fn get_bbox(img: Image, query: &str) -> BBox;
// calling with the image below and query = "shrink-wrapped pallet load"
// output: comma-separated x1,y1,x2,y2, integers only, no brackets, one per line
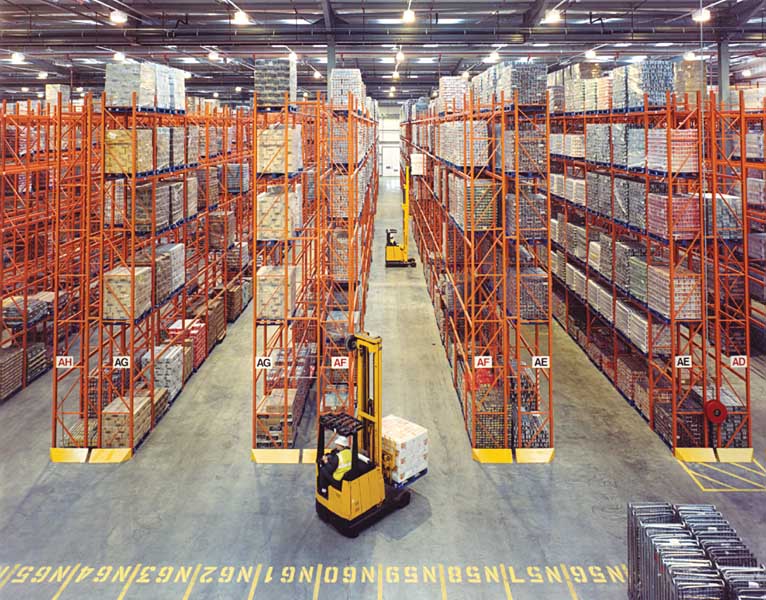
256,125,303,173
0,347,24,401
209,210,235,249
328,68,364,107
105,129,153,175
438,76,469,112
102,266,153,320
381,415,428,485
256,265,297,319
253,59,297,107
141,344,183,400
105,62,157,108
197,166,219,209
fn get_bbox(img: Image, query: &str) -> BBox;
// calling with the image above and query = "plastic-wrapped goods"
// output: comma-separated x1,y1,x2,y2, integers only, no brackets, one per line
329,120,350,163
628,256,648,303
167,181,184,225
209,210,235,249
583,79,599,112
703,192,743,240
497,62,547,104
438,76,469,112
646,129,699,173
101,392,154,448
437,120,489,167
611,61,674,109
256,125,303,173
627,179,646,230
256,265,297,319
729,86,766,110
196,166,219,209
0,347,24,401
563,134,584,158
548,85,564,113
253,58,297,106
157,243,185,294
613,177,629,223
549,133,563,155
199,125,222,157
449,175,496,230
132,183,170,233
749,233,766,260
506,267,549,320
588,240,602,272
585,123,610,163
223,162,251,194
647,192,700,240
102,266,153,320
733,131,765,160
170,127,185,167
626,128,645,169
506,191,546,238
45,84,70,108
615,239,646,291
256,187,300,240
647,263,702,320
104,129,153,174
141,345,183,400
498,124,546,173
381,415,428,484
674,60,707,101
155,64,171,110
169,68,186,111
564,79,585,112
186,176,198,218
565,176,586,206
105,62,156,108
611,123,628,166
156,127,171,171
186,125,199,164
628,310,672,354
596,77,613,110
328,68,364,107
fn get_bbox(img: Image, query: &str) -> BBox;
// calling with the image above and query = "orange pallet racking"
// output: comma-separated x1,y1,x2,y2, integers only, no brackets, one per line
52,95,254,462
549,91,751,458
403,90,554,463
1,100,57,400
252,95,322,450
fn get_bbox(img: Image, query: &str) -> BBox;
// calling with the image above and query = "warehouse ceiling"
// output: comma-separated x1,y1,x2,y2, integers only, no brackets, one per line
1,0,765,102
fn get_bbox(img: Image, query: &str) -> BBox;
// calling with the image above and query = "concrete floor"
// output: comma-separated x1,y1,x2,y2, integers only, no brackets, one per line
0,176,765,600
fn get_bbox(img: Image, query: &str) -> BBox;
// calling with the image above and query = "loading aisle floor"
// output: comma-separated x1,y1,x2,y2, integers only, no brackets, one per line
0,177,765,600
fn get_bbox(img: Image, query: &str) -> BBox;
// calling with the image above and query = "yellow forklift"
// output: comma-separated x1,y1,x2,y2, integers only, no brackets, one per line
315,333,411,537
385,166,417,268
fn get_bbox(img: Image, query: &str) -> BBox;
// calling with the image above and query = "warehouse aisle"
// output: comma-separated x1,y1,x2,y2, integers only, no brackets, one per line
0,177,766,600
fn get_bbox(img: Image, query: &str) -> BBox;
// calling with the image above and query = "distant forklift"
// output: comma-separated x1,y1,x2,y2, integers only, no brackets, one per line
385,166,416,268
315,333,411,538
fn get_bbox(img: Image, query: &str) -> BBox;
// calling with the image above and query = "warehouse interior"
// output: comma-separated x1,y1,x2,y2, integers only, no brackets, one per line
2,1,766,598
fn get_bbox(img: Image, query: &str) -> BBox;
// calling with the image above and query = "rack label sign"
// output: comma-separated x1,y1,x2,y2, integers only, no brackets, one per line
730,355,748,369
255,357,272,369
532,356,551,369
674,355,692,369
474,356,493,369
331,356,349,369
55,355,75,369
112,356,131,369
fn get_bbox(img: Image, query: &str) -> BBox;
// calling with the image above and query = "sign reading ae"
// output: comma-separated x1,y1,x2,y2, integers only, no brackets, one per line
532,356,550,369
674,355,692,369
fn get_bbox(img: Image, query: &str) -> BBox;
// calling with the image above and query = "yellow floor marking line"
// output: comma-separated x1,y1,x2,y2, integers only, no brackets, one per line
683,463,739,491
698,463,766,489
376,564,383,600
438,564,448,600
559,564,580,600
115,564,142,600
730,459,766,478
246,564,263,600
499,564,514,600
181,564,202,600
50,563,81,600
312,564,323,600
0,565,19,591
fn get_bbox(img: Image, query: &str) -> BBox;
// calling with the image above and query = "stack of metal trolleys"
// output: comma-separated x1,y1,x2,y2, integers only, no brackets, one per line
628,503,765,600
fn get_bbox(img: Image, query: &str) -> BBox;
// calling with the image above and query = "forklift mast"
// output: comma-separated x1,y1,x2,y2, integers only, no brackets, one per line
349,333,383,468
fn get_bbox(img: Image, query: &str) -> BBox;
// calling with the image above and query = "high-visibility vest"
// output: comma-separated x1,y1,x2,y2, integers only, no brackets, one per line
333,448,352,481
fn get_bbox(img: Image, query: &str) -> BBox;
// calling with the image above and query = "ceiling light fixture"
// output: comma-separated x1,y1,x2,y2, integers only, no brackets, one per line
390,85,396,92
692,7,711,23
396,49,405,63
743,68,752,77
208,49,220,61
233,10,249,25
11,52,25,64
113,51,126,61
462,70,470,79
402,8,415,24
585,49,597,59
80,92,86,97
431,90,437,98
76,86,83,92
21,86,29,92
37,71,48,80
184,72,192,79
683,50,697,61
488,50,500,62
213,91,219,98
542,8,561,24
235,86,242,92
392,70,400,80
389,91,395,97
110,9,128,24
313,70,322,79
289,50,298,62
36,92,43,98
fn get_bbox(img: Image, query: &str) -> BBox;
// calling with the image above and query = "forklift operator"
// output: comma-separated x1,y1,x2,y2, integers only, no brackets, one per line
318,437,352,495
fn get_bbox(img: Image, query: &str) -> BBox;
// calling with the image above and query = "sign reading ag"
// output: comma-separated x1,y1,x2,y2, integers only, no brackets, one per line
255,356,272,369
112,356,131,369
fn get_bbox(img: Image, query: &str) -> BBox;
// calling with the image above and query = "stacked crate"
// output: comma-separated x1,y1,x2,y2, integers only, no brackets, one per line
101,392,153,448
141,344,184,400
197,166,219,209
646,129,699,173
449,174,496,231
255,388,298,447
499,124,546,174
168,319,207,369
0,347,24,402
585,124,610,163
564,80,585,112
105,129,153,175
647,264,702,320
253,59,297,106
647,192,700,240
156,127,170,171
168,181,184,225
381,415,429,484
256,125,303,173
187,125,199,164
328,68,365,107
224,162,250,194
506,268,548,320
437,120,489,166
102,266,153,320
611,61,674,110
209,210,235,249
25,343,49,384
505,191,546,237
255,265,297,319
563,134,585,158
157,243,185,294
105,62,156,108
438,76,469,112
186,175,198,218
